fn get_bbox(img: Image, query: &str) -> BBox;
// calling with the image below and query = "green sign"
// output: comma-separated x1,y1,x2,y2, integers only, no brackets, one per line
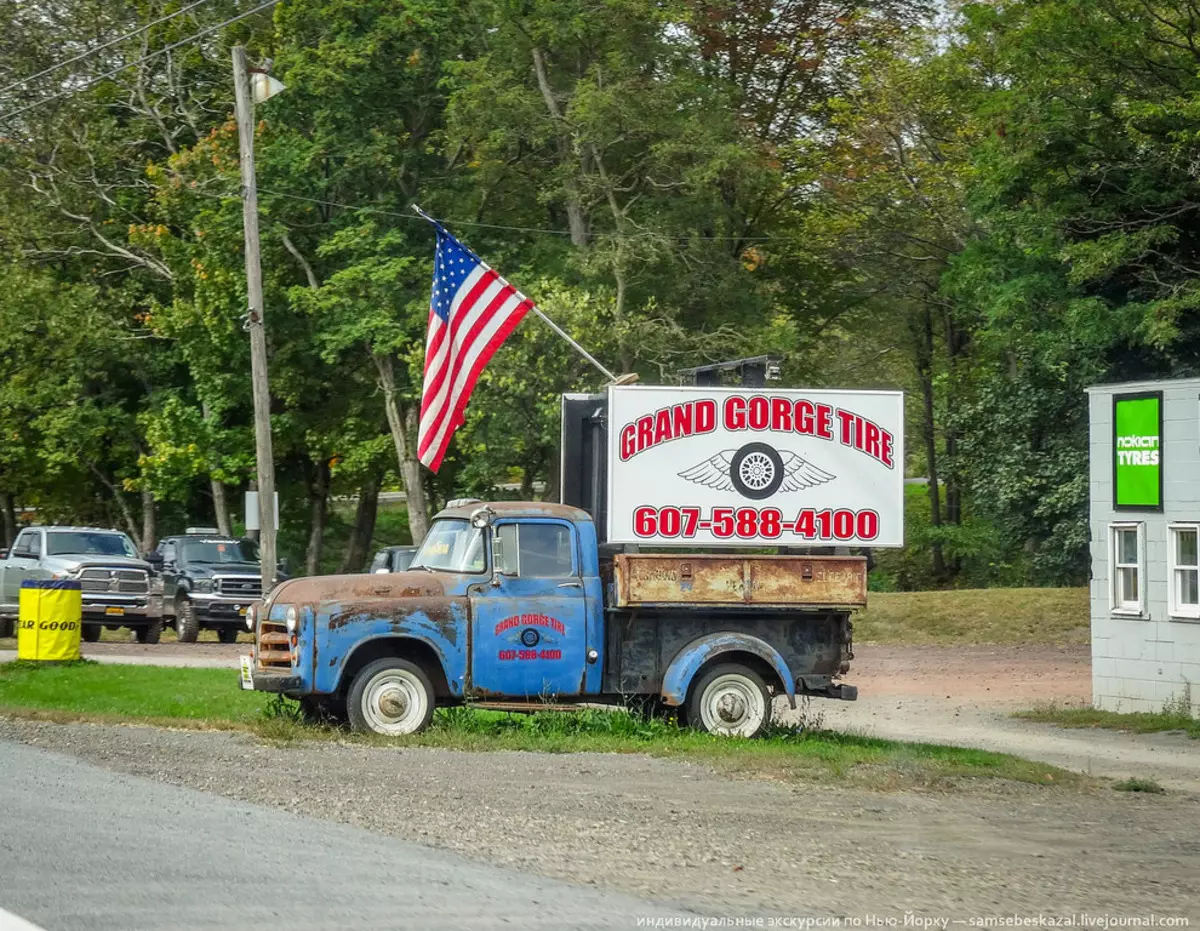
1113,393,1163,510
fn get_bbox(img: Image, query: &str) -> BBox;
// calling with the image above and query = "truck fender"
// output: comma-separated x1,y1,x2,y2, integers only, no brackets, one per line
660,632,796,710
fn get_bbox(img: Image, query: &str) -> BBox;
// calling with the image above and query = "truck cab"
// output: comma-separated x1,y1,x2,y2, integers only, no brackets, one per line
242,501,860,738
0,526,162,642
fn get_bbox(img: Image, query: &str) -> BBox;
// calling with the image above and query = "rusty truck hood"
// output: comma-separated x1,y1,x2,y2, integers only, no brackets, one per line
272,570,449,604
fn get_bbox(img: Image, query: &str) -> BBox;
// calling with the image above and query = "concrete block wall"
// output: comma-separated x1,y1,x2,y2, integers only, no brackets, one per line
1087,378,1200,716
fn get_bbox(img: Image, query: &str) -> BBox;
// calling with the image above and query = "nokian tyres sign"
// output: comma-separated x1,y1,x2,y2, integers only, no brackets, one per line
606,386,905,547
1113,392,1164,511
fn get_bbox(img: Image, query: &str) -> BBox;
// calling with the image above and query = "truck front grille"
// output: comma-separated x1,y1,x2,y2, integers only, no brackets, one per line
215,575,262,598
78,568,150,595
256,616,292,669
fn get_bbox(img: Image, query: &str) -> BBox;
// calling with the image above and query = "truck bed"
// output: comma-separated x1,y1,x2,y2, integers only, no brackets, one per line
611,554,866,608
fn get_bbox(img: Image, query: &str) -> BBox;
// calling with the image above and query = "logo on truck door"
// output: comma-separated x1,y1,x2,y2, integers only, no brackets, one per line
495,613,564,661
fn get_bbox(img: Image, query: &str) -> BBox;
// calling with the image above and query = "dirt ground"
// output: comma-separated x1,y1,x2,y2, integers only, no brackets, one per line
3,716,1198,919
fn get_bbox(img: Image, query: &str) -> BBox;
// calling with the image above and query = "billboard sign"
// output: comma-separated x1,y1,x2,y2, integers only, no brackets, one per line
1113,392,1163,511
606,386,905,546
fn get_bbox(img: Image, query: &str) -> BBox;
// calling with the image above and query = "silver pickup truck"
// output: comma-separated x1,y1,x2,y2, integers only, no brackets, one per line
0,526,163,642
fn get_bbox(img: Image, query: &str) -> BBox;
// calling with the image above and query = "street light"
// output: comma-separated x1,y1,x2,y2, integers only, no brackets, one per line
232,46,283,594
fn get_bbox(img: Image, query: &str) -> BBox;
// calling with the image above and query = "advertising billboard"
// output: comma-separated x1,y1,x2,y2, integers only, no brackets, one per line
606,386,905,547
1113,392,1163,511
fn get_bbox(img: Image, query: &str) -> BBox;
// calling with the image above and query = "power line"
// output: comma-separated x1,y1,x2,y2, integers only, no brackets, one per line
0,0,219,99
0,0,279,127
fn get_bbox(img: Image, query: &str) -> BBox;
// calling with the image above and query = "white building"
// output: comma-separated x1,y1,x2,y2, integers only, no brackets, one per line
1087,377,1200,714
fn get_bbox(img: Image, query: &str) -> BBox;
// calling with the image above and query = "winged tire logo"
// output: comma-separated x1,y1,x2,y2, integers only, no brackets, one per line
678,442,835,500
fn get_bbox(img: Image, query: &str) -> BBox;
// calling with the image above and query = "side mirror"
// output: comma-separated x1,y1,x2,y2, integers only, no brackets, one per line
144,551,164,568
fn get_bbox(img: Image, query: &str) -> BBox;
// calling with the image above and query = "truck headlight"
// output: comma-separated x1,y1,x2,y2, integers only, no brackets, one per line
245,603,257,631
193,579,213,593
285,604,298,633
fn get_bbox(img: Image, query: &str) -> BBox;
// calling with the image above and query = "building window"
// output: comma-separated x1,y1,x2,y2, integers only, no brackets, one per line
1110,523,1145,615
1169,524,1200,620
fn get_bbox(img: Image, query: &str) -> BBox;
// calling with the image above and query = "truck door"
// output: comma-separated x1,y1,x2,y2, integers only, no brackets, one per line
469,519,591,699
2,530,42,607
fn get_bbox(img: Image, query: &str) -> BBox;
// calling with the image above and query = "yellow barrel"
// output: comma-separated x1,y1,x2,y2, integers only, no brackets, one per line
17,579,83,661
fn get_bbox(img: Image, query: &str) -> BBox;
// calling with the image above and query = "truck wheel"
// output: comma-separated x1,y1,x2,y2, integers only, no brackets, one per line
82,624,102,643
686,663,772,738
347,658,435,736
216,627,239,644
175,597,199,643
135,618,163,645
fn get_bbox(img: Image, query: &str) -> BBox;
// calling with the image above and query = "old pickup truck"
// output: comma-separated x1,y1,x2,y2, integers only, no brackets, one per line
241,501,861,737
0,526,163,642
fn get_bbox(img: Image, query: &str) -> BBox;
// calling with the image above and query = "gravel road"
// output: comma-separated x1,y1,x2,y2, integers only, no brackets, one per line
0,738,687,930
2,717,1198,920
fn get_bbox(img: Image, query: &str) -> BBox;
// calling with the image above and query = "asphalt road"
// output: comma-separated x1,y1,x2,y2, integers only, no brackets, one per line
0,739,689,930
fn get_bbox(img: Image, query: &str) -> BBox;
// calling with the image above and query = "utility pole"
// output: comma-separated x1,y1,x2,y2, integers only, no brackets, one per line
232,45,276,592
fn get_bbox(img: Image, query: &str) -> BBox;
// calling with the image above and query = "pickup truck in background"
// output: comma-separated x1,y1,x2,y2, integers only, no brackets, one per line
0,526,162,642
149,533,272,643
241,501,860,737
368,545,420,574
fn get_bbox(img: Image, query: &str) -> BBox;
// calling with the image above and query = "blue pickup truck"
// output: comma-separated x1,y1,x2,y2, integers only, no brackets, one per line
241,501,861,737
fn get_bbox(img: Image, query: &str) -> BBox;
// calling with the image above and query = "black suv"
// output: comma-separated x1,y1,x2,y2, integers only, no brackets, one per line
149,534,267,643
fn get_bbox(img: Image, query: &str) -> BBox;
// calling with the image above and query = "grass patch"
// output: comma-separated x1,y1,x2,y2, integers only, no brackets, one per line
1015,701,1200,739
1113,777,1166,794
0,660,270,725
855,587,1089,645
0,661,1087,791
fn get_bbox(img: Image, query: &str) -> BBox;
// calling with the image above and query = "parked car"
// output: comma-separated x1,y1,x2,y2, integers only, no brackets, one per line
368,545,420,574
0,526,162,642
149,534,278,643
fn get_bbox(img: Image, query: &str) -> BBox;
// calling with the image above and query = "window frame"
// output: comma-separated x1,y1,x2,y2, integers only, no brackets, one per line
492,520,578,579
1168,522,1200,621
1109,521,1146,617
12,530,41,559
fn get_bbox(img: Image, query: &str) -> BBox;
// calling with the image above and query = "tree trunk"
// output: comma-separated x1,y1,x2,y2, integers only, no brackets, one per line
141,486,157,552
306,458,330,576
372,353,430,544
340,474,380,574
201,402,232,536
91,466,141,549
914,307,946,582
211,478,232,536
531,46,589,248
0,492,16,548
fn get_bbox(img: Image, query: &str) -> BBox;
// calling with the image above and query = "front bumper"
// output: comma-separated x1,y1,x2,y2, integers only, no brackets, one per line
190,594,253,623
244,668,304,693
82,597,160,624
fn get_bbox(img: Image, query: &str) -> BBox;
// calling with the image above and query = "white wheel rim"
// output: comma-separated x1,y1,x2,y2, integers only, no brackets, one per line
361,669,428,735
739,452,775,490
699,673,765,737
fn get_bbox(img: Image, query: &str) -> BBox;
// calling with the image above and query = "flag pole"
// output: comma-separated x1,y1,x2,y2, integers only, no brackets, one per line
412,204,619,383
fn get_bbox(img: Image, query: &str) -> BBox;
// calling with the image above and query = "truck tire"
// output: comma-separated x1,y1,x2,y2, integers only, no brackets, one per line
135,617,163,644
82,624,102,643
175,597,199,643
216,626,239,644
347,658,436,736
685,662,772,738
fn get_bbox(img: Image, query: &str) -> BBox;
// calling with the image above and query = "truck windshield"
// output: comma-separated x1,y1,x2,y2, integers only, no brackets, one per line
46,532,137,558
411,520,486,573
180,539,259,564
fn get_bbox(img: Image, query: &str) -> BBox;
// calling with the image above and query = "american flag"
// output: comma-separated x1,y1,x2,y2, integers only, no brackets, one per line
417,223,533,472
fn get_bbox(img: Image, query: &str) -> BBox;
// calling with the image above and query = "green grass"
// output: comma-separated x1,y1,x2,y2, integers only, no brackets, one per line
854,587,1089,645
1015,701,1200,739
0,661,1088,791
1112,777,1166,794
0,660,269,725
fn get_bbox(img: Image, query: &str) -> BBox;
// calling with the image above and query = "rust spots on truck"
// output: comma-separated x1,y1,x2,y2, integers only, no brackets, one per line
612,554,867,608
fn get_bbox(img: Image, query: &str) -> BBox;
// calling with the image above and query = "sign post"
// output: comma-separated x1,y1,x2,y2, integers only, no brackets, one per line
606,386,905,547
